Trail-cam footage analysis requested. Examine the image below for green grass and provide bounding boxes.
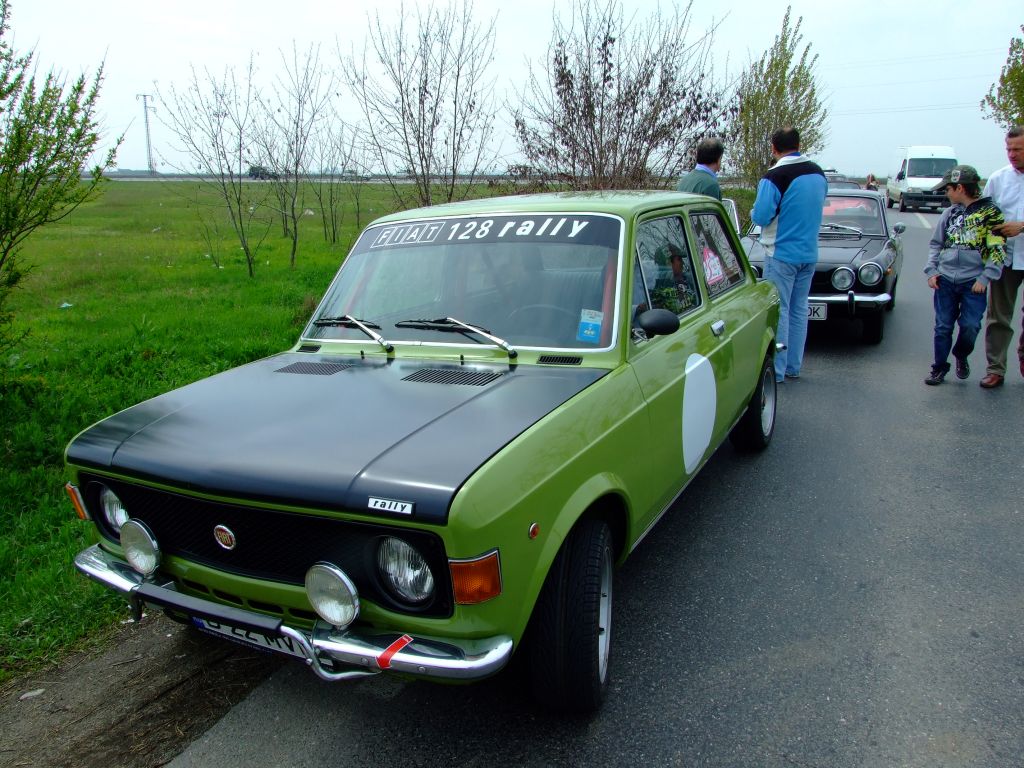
[0,180,405,681]
[0,179,755,683]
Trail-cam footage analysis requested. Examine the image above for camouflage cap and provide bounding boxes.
[933,164,981,191]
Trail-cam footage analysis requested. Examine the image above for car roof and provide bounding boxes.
[827,188,883,199]
[369,190,719,225]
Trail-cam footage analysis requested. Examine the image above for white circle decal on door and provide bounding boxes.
[682,354,717,474]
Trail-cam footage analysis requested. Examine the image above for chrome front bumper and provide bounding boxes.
[75,544,513,682]
[809,291,891,315]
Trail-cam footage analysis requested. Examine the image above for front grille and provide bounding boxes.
[81,473,452,617]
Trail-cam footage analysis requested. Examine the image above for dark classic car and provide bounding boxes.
[741,189,905,344]
[824,172,860,190]
[65,191,780,713]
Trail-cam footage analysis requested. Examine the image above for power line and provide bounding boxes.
[820,47,1004,70]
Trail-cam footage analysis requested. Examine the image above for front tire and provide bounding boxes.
[527,518,613,714]
[730,353,777,451]
[886,192,894,209]
[898,196,907,212]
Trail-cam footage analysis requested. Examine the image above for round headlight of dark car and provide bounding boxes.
[120,519,161,577]
[858,262,883,286]
[832,267,856,291]
[377,537,435,605]
[305,562,360,628]
[99,486,130,532]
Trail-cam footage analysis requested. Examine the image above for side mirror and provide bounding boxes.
[637,308,680,337]
[896,171,905,181]
[892,222,906,235]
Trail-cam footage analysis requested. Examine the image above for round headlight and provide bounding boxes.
[120,519,160,577]
[305,562,360,628]
[100,486,130,531]
[377,537,435,604]
[832,267,855,291]
[858,262,883,286]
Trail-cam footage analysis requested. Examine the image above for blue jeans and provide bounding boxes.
[766,258,815,381]
[932,276,987,372]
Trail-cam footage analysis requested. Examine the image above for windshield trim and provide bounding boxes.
[299,210,626,354]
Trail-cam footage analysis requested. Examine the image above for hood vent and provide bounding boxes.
[538,355,583,365]
[275,361,354,376]
[402,368,504,386]
[297,344,321,353]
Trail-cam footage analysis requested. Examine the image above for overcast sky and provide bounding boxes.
[12,0,1021,179]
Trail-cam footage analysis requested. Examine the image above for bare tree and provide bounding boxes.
[513,0,733,190]
[253,44,333,267]
[725,7,828,186]
[308,120,374,245]
[343,0,499,208]
[155,60,270,278]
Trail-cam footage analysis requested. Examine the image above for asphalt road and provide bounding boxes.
[171,209,1024,767]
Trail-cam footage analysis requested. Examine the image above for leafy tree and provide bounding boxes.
[0,0,118,354]
[513,0,733,190]
[981,25,1024,129]
[726,6,827,186]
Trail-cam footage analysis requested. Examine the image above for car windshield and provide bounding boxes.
[820,195,885,235]
[304,213,622,350]
[907,158,956,177]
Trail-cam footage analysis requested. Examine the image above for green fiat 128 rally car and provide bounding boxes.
[66,191,780,712]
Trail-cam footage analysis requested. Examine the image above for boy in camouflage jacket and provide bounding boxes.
[923,164,1007,385]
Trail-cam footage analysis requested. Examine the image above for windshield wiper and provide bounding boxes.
[820,223,863,235]
[395,317,517,359]
[313,315,392,352]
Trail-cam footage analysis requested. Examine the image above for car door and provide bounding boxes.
[627,210,729,539]
[686,207,763,431]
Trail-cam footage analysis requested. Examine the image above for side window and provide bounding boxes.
[634,216,701,318]
[690,213,745,300]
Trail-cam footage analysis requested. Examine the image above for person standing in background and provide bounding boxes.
[979,125,1024,389]
[676,137,725,200]
[750,127,828,383]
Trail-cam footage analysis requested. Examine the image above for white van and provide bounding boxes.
[885,146,957,212]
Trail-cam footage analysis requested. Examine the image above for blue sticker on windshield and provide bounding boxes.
[576,309,603,344]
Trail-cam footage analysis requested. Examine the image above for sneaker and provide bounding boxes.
[955,357,970,379]
[925,369,946,386]
[785,372,800,380]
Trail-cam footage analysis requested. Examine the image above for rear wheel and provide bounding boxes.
[527,518,613,713]
[885,192,894,209]
[898,196,907,212]
[730,353,776,451]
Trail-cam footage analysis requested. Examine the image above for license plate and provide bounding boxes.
[192,617,306,659]
[808,303,827,320]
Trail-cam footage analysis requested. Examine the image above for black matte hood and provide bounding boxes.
[67,353,606,523]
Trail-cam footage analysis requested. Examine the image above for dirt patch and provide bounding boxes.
[0,613,283,768]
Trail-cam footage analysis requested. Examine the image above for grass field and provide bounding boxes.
[0,179,407,681]
[0,179,756,682]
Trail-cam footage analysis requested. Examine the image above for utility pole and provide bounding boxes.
[136,94,157,174]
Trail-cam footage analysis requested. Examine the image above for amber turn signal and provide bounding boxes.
[65,483,89,521]
[449,550,502,605]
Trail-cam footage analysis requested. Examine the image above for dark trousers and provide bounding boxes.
[932,276,987,372]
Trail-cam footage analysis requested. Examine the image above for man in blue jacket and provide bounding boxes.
[751,127,828,383]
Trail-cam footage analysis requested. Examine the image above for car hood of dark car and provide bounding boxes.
[743,236,888,266]
[67,352,607,523]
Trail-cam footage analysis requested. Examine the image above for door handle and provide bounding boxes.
[711,320,726,337]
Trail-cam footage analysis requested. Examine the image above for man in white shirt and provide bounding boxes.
[980,126,1024,389]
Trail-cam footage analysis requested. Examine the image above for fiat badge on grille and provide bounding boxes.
[213,524,237,550]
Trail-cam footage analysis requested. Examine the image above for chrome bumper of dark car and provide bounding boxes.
[809,291,891,315]
[75,544,513,682]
